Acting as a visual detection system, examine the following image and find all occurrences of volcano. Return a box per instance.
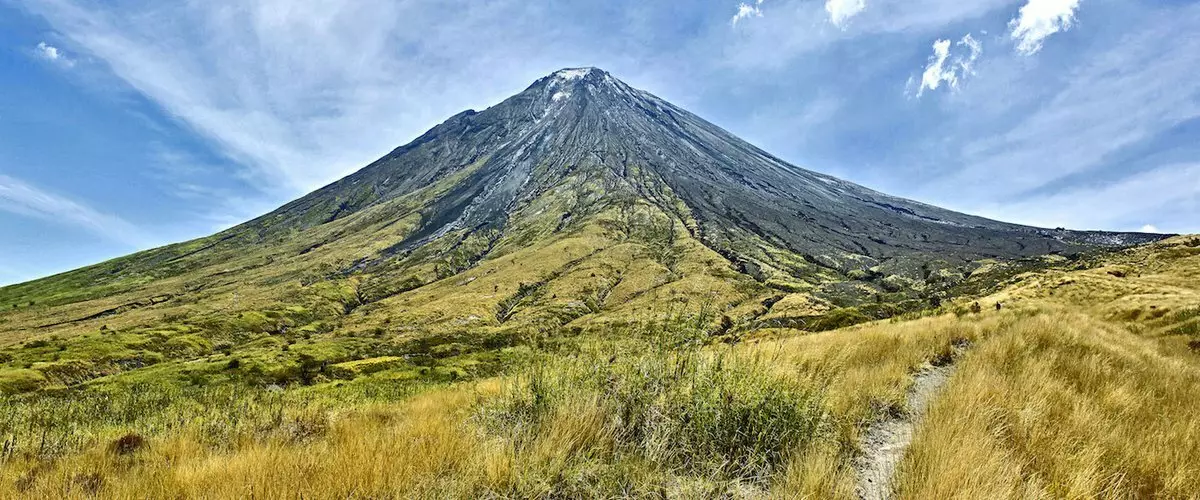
[0,68,1161,340]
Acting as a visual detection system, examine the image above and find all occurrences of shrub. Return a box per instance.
[479,351,825,483]
[163,335,214,357]
[31,359,98,386]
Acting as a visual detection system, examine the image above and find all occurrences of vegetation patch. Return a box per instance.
[479,350,825,485]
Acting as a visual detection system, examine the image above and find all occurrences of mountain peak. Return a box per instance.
[550,67,606,80]
[529,67,629,95]
[522,66,646,117]
[265,66,1161,276]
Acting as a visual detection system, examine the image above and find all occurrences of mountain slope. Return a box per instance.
[0,68,1164,392]
[245,67,1154,271]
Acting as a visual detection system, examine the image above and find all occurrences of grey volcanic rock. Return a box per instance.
[256,67,1160,281]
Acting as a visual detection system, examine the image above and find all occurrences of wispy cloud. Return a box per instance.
[825,0,865,28]
[145,147,279,232]
[0,174,146,245]
[939,7,1200,201]
[913,34,982,97]
[1009,0,1080,55]
[14,0,1199,244]
[968,162,1200,232]
[20,0,588,195]
[34,41,74,66]
[731,0,764,26]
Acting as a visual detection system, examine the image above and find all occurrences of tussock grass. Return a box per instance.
[0,387,495,498]
[0,383,338,460]
[897,311,1200,498]
[753,314,986,498]
[478,350,825,492]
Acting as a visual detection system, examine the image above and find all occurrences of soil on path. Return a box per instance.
[854,348,965,500]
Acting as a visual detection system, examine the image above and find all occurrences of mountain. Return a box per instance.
[0,68,1164,368]
[249,67,1154,268]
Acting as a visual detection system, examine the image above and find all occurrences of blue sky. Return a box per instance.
[1,0,1198,285]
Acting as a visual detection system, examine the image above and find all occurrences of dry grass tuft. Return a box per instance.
[898,311,1200,498]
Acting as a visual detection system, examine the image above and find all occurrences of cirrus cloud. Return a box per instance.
[0,174,147,246]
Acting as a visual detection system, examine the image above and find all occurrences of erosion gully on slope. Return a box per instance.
[854,342,969,500]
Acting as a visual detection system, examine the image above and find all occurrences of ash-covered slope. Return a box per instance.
[252,67,1157,277]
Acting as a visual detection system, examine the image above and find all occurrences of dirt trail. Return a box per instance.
[854,348,964,500]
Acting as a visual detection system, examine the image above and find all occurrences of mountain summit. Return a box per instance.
[0,68,1162,337]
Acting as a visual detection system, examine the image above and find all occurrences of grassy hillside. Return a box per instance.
[0,166,1068,398]
[0,235,1196,497]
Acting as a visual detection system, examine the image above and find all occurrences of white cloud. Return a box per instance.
[0,174,146,245]
[1009,0,1081,55]
[731,0,763,26]
[914,34,982,97]
[35,41,74,66]
[825,0,866,28]
[1140,224,1160,233]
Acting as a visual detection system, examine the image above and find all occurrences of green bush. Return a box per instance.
[479,350,825,483]
[31,359,99,386]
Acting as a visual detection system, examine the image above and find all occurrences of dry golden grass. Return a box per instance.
[896,309,1200,499]
[1,382,502,498]
[10,304,1192,498]
[749,314,987,498]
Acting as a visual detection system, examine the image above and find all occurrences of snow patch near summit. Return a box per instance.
[554,68,592,81]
